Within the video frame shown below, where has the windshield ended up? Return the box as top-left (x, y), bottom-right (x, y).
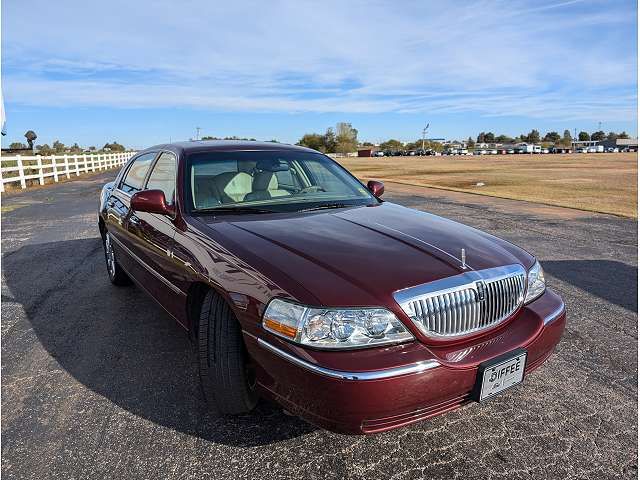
top-left (185, 150), bottom-right (377, 213)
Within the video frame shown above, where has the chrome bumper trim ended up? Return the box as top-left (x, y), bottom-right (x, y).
top-left (543, 302), bottom-right (566, 325)
top-left (257, 338), bottom-right (440, 381)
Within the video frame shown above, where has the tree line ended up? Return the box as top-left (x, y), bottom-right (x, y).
top-left (296, 122), bottom-right (359, 153)
top-left (298, 123), bottom-right (633, 153)
top-left (8, 140), bottom-right (127, 154)
top-left (475, 129), bottom-right (630, 146)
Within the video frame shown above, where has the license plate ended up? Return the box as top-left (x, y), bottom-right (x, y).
top-left (474, 349), bottom-right (527, 402)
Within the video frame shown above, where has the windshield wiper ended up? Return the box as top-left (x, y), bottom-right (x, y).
top-left (194, 206), bottom-right (276, 214)
top-left (298, 203), bottom-right (353, 212)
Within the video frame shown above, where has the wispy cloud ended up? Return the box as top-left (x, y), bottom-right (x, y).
top-left (2, 0), bottom-right (637, 122)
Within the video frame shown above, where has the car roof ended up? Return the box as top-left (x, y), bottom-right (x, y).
top-left (138, 140), bottom-right (318, 156)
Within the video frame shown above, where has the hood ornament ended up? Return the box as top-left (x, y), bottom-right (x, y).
top-left (460, 248), bottom-right (468, 270)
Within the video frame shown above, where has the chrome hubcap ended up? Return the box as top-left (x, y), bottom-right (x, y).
top-left (105, 233), bottom-right (116, 277)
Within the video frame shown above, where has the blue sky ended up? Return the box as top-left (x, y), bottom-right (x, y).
top-left (2, 0), bottom-right (637, 149)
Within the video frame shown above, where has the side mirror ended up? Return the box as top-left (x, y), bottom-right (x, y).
top-left (367, 180), bottom-right (384, 197)
top-left (130, 189), bottom-right (175, 216)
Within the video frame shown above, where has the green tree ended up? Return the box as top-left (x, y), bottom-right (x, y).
top-left (52, 140), bottom-right (66, 153)
top-left (467, 137), bottom-right (475, 148)
top-left (484, 132), bottom-right (495, 142)
top-left (322, 128), bottom-right (337, 153)
top-left (379, 139), bottom-right (404, 151)
top-left (606, 131), bottom-right (618, 141)
top-left (37, 144), bottom-right (54, 155)
top-left (526, 129), bottom-right (540, 143)
top-left (495, 134), bottom-right (513, 143)
top-left (578, 131), bottom-right (590, 141)
top-left (562, 130), bottom-right (573, 146)
top-left (477, 132), bottom-right (486, 143)
top-left (429, 141), bottom-right (444, 152)
top-left (590, 130), bottom-right (605, 141)
top-left (335, 122), bottom-right (358, 154)
top-left (103, 141), bottom-right (125, 152)
top-left (543, 131), bottom-right (561, 143)
top-left (618, 131), bottom-right (630, 139)
top-left (9, 142), bottom-right (27, 149)
top-left (298, 133), bottom-right (325, 151)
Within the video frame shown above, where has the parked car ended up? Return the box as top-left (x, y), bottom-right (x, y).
top-left (489, 149), bottom-right (498, 155)
top-left (607, 147), bottom-right (619, 153)
top-left (596, 145), bottom-right (604, 153)
top-left (507, 149), bottom-right (515, 154)
top-left (587, 147), bottom-right (597, 153)
top-left (98, 141), bottom-right (566, 435)
top-left (541, 148), bottom-right (549, 154)
top-left (577, 147), bottom-right (588, 153)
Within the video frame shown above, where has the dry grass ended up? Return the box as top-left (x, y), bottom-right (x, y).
top-left (338, 152), bottom-right (638, 218)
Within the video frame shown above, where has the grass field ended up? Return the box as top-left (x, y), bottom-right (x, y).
top-left (338, 152), bottom-right (638, 218)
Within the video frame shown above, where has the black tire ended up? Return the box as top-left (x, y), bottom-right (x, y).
top-left (103, 231), bottom-right (131, 286)
top-left (198, 289), bottom-right (258, 414)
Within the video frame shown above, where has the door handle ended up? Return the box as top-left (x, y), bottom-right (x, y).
top-left (107, 200), bottom-right (115, 208)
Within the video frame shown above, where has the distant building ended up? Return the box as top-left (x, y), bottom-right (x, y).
top-left (599, 138), bottom-right (638, 151)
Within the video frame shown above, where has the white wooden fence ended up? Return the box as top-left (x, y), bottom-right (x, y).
top-left (0, 151), bottom-right (137, 192)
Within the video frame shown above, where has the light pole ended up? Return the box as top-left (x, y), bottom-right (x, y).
top-left (422, 123), bottom-right (430, 151)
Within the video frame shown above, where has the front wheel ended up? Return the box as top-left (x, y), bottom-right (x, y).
top-left (198, 290), bottom-right (258, 414)
top-left (103, 231), bottom-right (131, 286)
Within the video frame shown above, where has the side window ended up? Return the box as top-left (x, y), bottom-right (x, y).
top-left (146, 152), bottom-right (177, 204)
top-left (121, 153), bottom-right (156, 194)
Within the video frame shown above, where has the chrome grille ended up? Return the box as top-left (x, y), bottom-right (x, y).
top-left (393, 265), bottom-right (526, 337)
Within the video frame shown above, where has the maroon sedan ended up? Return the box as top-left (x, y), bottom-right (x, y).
top-left (98, 141), bottom-right (565, 434)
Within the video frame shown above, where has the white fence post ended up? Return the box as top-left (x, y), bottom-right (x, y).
top-left (74, 155), bottom-right (80, 176)
top-left (52, 156), bottom-right (59, 183)
top-left (16, 155), bottom-right (26, 189)
top-left (36, 156), bottom-right (45, 185)
top-left (64, 154), bottom-right (70, 179)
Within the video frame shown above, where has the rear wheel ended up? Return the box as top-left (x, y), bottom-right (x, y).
top-left (103, 231), bottom-right (131, 286)
top-left (198, 290), bottom-right (258, 414)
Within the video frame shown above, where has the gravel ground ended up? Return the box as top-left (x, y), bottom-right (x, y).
top-left (1, 171), bottom-right (637, 480)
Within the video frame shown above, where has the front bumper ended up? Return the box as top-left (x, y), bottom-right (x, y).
top-left (244, 288), bottom-right (566, 434)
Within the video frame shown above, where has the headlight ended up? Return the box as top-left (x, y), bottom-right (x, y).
top-left (524, 260), bottom-right (546, 304)
top-left (262, 298), bottom-right (414, 349)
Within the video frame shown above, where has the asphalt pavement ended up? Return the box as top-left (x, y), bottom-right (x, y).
top-left (1, 171), bottom-right (637, 479)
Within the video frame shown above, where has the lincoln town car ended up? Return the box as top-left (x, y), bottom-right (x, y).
top-left (98, 141), bottom-right (566, 434)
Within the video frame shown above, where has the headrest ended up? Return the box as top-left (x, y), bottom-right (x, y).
top-left (255, 158), bottom-right (289, 172)
top-left (253, 171), bottom-right (278, 191)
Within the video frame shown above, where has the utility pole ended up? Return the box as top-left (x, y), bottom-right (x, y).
top-left (195, 127), bottom-right (201, 141)
top-left (422, 123), bottom-right (430, 151)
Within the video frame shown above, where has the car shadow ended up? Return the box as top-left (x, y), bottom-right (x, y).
top-left (2, 237), bottom-right (315, 447)
top-left (542, 259), bottom-right (637, 312)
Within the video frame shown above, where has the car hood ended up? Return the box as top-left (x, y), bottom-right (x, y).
top-left (199, 202), bottom-right (535, 308)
